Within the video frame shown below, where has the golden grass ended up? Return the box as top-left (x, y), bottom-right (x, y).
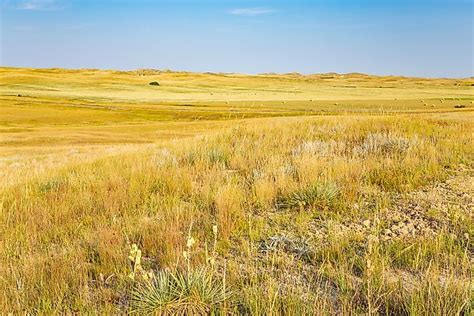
top-left (0, 67), bottom-right (473, 313)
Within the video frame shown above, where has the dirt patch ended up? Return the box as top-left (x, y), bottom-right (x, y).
top-left (380, 167), bottom-right (473, 241)
top-left (305, 167), bottom-right (473, 242)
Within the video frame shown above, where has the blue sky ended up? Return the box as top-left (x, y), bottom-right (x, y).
top-left (1, 0), bottom-right (473, 77)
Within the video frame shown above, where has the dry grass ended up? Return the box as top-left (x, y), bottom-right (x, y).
top-left (0, 67), bottom-right (473, 314)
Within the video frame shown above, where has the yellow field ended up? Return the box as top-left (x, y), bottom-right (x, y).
top-left (0, 67), bottom-right (473, 314)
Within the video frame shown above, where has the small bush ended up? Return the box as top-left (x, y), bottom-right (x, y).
top-left (149, 81), bottom-right (160, 86)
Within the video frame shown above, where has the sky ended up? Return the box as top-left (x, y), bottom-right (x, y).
top-left (0, 0), bottom-right (473, 77)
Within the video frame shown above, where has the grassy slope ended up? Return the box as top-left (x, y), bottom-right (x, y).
top-left (0, 67), bottom-right (473, 313)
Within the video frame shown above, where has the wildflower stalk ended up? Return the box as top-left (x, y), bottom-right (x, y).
top-left (185, 221), bottom-right (195, 275)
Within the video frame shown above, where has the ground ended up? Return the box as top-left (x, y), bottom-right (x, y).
top-left (0, 67), bottom-right (473, 314)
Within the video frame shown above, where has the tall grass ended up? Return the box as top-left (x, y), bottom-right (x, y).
top-left (1, 115), bottom-right (472, 313)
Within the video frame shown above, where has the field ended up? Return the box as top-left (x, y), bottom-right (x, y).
top-left (0, 67), bottom-right (473, 314)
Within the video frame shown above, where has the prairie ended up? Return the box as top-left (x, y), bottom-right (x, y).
top-left (0, 67), bottom-right (473, 314)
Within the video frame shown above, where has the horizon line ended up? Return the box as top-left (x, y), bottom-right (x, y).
top-left (1, 65), bottom-right (473, 80)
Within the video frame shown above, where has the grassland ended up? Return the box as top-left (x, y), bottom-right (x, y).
top-left (0, 67), bottom-right (473, 314)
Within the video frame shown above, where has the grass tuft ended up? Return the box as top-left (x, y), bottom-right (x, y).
top-left (276, 182), bottom-right (340, 211)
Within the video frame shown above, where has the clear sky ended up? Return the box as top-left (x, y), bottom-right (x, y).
top-left (1, 0), bottom-right (473, 77)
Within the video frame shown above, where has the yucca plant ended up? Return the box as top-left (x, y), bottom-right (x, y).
top-left (130, 225), bottom-right (231, 315)
top-left (130, 268), bottom-right (231, 315)
top-left (130, 270), bottom-right (178, 314)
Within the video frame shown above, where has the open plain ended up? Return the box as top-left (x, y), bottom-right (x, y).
top-left (0, 67), bottom-right (473, 313)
